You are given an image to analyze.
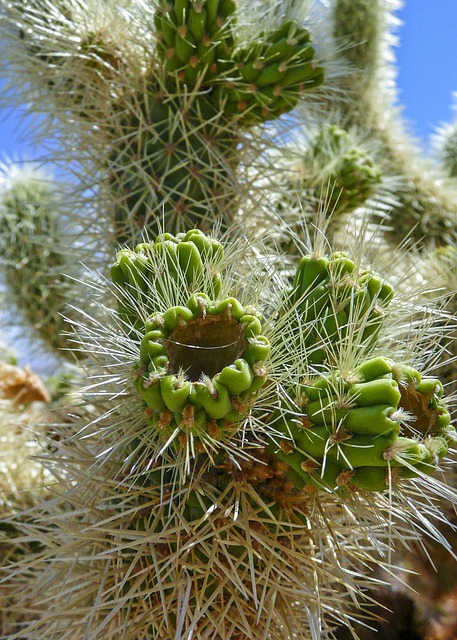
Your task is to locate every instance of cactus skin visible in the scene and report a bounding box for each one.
[270,358,453,493]
[0,165,80,359]
[332,0,385,99]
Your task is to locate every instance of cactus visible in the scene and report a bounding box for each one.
[1,0,324,244]
[330,0,457,248]
[271,357,454,492]
[0,2,456,639]
[285,249,394,366]
[0,163,84,359]
[432,108,457,178]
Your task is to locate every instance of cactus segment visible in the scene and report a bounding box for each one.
[134,291,270,452]
[0,166,82,359]
[305,125,382,216]
[112,6,324,239]
[221,20,323,124]
[110,86,241,240]
[270,359,453,493]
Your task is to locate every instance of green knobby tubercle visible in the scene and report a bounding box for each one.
[160,376,192,413]
[216,358,253,396]
[347,378,401,407]
[342,405,400,436]
[352,356,394,382]
[287,251,395,368]
[329,433,398,468]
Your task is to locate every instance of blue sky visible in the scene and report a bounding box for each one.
[0,1,457,157]
[396,0,457,146]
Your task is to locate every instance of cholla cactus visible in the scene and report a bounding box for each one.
[0,1,456,639]
[432,99,457,178]
[1,227,456,639]
[0,162,83,359]
[330,0,457,248]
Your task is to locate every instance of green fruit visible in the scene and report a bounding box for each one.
[131,286,270,448]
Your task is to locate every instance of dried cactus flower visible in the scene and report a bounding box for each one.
[0,362,51,406]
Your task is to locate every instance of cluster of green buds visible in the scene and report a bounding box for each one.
[288,250,393,366]
[271,356,455,492]
[154,0,323,123]
[154,0,236,84]
[216,20,324,124]
[111,228,224,332]
[112,229,454,494]
[112,229,270,455]
[303,124,382,215]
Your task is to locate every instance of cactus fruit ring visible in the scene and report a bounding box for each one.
[133,292,270,449]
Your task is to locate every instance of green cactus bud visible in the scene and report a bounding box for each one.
[286,250,394,368]
[347,378,401,407]
[271,353,453,494]
[351,356,394,383]
[276,125,382,247]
